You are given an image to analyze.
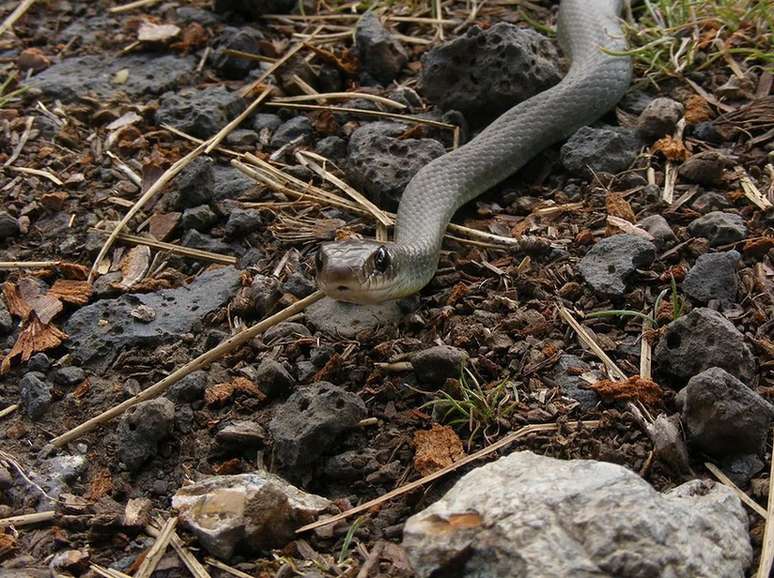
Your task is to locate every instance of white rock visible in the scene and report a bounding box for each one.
[403,451,751,578]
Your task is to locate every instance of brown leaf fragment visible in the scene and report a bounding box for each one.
[743,236,774,258]
[118,245,151,289]
[57,262,90,280]
[49,280,93,305]
[15,277,63,324]
[605,191,637,236]
[651,135,689,161]
[0,533,17,557]
[148,212,180,241]
[205,377,266,407]
[1,317,68,373]
[684,95,714,124]
[138,21,180,43]
[587,376,664,407]
[413,423,466,476]
[305,44,359,75]
[171,22,209,52]
[3,282,31,319]
[213,458,243,475]
[86,468,114,500]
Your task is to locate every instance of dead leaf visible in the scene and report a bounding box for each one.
[305,44,359,75]
[0,533,17,557]
[205,377,266,407]
[148,212,180,241]
[118,245,151,289]
[138,21,180,43]
[41,191,68,210]
[171,22,209,52]
[86,468,114,500]
[49,280,93,305]
[587,376,664,407]
[57,262,90,280]
[106,111,142,132]
[213,458,243,475]
[651,135,689,161]
[684,95,714,124]
[16,277,62,324]
[1,317,68,373]
[413,423,466,476]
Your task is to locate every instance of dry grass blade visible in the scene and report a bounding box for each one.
[296,420,601,533]
[133,517,177,578]
[0,510,56,528]
[9,165,63,185]
[146,523,211,578]
[205,87,272,153]
[50,291,324,447]
[109,0,160,12]
[101,230,238,265]
[735,165,773,211]
[558,306,627,381]
[261,14,460,25]
[88,141,208,282]
[3,116,33,167]
[90,564,132,578]
[639,318,652,380]
[758,430,774,577]
[0,404,18,418]
[205,558,255,578]
[0,260,61,270]
[273,92,406,110]
[0,0,37,35]
[704,462,767,519]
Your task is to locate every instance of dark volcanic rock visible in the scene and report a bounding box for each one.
[637,215,676,250]
[167,370,208,402]
[346,122,445,210]
[212,165,259,201]
[212,27,263,79]
[181,205,218,231]
[117,398,175,471]
[0,211,20,239]
[32,54,195,102]
[561,126,642,176]
[682,250,740,303]
[578,234,656,298]
[156,86,244,139]
[213,0,295,16]
[315,136,347,160]
[683,367,773,457]
[550,355,599,409]
[268,382,367,471]
[215,420,267,451]
[0,298,14,334]
[688,211,746,247]
[174,156,216,209]
[355,12,408,84]
[270,116,313,149]
[254,358,294,399]
[65,267,241,367]
[420,23,561,121]
[412,346,469,386]
[19,372,52,420]
[52,366,85,387]
[305,296,403,339]
[636,97,684,140]
[678,151,730,186]
[654,308,756,385]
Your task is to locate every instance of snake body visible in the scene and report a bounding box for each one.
[316,0,632,303]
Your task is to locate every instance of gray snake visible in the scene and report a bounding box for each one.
[316,0,632,303]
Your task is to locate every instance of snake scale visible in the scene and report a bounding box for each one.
[316,0,632,303]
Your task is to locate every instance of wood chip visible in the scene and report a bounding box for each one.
[413,423,466,476]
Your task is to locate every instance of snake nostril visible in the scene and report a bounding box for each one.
[337,285,349,291]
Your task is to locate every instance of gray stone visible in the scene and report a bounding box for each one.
[679,151,730,186]
[156,86,245,139]
[19,372,52,420]
[224,208,262,238]
[346,122,445,210]
[117,398,175,471]
[561,126,642,176]
[270,116,313,149]
[0,211,20,239]
[324,448,380,481]
[176,6,221,26]
[215,420,267,451]
[637,97,684,140]
[225,128,258,147]
[619,89,653,115]
[355,12,408,84]
[27,353,50,372]
[683,250,740,303]
[263,321,311,343]
[34,456,87,504]
[718,454,765,488]
[212,165,259,201]
[175,157,214,209]
[315,136,347,160]
[402,451,752,578]
[167,370,208,402]
[305,296,403,339]
[637,214,677,250]
[688,211,747,246]
[0,297,13,334]
[181,205,217,231]
[212,27,263,79]
[549,354,599,409]
[213,0,295,17]
[268,382,367,471]
[172,472,332,559]
[411,345,469,386]
[692,192,730,213]
[65,267,241,367]
[420,23,560,121]
[32,54,195,102]
[578,234,656,298]
[241,274,282,318]
[253,113,282,132]
[254,358,294,398]
[683,367,773,457]
[52,366,85,387]
[283,270,316,298]
[182,230,232,254]
[654,308,756,385]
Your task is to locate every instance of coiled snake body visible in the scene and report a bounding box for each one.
[316,0,632,303]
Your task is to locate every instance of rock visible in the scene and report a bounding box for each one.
[65,267,241,367]
[224,208,262,238]
[549,355,599,409]
[346,122,445,209]
[305,296,403,339]
[182,230,232,254]
[0,211,20,239]
[578,234,656,298]
[411,346,469,386]
[355,12,408,84]
[238,274,282,318]
[176,6,221,26]
[283,270,316,298]
[683,250,740,303]
[172,472,332,559]
[263,321,311,343]
[619,89,653,115]
[33,456,87,505]
[32,54,195,102]
[420,23,561,121]
[212,165,260,201]
[215,420,267,451]
[678,151,729,186]
[167,370,208,402]
[225,128,258,147]
[692,192,730,213]
[637,97,684,140]
[212,0,295,17]
[49,550,89,574]
[688,211,747,246]
[270,116,313,149]
[52,366,85,387]
[718,454,765,488]
[268,382,367,471]
[117,398,175,471]
[181,205,218,231]
[637,214,677,250]
[254,358,294,398]
[324,448,380,481]
[253,113,282,132]
[315,136,347,160]
[683,367,773,457]
[174,157,214,209]
[19,372,52,420]
[156,86,244,139]
[0,298,13,334]
[212,27,263,79]
[402,451,752,578]
[691,121,722,143]
[561,126,642,176]
[27,353,51,372]
[654,308,756,385]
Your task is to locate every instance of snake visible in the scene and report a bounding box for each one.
[316,0,632,304]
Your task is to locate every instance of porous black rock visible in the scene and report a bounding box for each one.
[156,86,245,139]
[682,250,740,303]
[355,12,408,84]
[561,126,642,176]
[578,234,656,298]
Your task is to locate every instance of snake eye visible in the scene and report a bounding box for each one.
[314,248,324,272]
[374,246,390,273]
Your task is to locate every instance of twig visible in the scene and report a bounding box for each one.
[50,291,324,447]
[296,420,601,533]
[109,0,161,12]
[0,510,56,528]
[704,462,767,519]
[8,165,63,185]
[0,404,17,419]
[0,0,37,35]
[557,306,627,381]
[757,429,774,577]
[274,92,407,110]
[639,318,652,380]
[205,87,273,153]
[134,517,177,578]
[0,260,61,270]
[90,564,132,578]
[735,165,773,211]
[356,541,385,578]
[205,558,255,578]
[261,14,460,25]
[3,116,33,167]
[145,524,211,578]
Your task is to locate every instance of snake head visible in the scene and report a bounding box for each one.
[315,240,401,304]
